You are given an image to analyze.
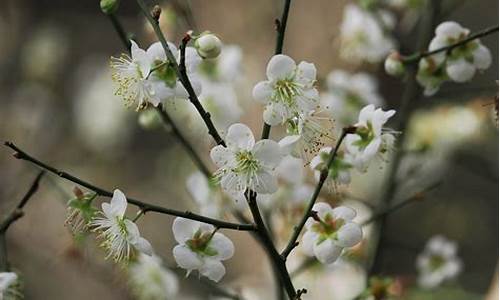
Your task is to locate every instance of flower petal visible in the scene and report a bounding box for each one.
[313,239,342,265]
[473,44,492,70]
[252,170,278,194]
[210,233,235,261]
[210,145,235,168]
[311,202,333,220]
[332,206,357,221]
[266,54,296,80]
[226,123,255,151]
[124,219,140,244]
[301,230,318,256]
[278,135,301,157]
[131,40,151,79]
[336,222,363,247]
[105,189,127,218]
[253,140,282,168]
[200,259,226,282]
[252,81,273,104]
[173,245,203,270]
[297,61,317,83]
[134,237,153,256]
[172,217,200,244]
[263,102,288,126]
[446,58,475,83]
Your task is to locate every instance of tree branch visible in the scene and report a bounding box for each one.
[135,0,226,147]
[280,126,354,259]
[402,25,499,64]
[107,13,131,50]
[261,0,293,140]
[3,142,255,232]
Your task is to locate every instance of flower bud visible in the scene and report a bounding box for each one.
[100,0,120,15]
[384,52,406,77]
[195,33,222,59]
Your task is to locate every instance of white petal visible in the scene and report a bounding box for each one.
[125,219,140,244]
[435,21,468,38]
[200,259,226,282]
[473,44,492,70]
[252,171,278,194]
[210,145,235,168]
[226,123,255,150]
[105,189,128,218]
[253,140,282,168]
[297,61,317,82]
[134,237,153,256]
[173,245,203,270]
[336,222,363,247]
[446,59,475,82]
[210,233,235,261]
[266,54,296,80]
[147,42,166,62]
[311,202,333,220]
[356,104,376,127]
[252,81,273,104]
[186,172,211,205]
[278,135,301,156]
[301,230,318,256]
[313,239,342,264]
[131,40,151,79]
[220,172,245,194]
[332,206,357,221]
[184,47,202,73]
[263,102,288,126]
[172,217,200,244]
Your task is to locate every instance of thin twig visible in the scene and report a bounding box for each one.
[280,126,354,259]
[107,13,131,50]
[135,0,226,147]
[3,142,255,232]
[261,0,293,140]
[402,25,499,63]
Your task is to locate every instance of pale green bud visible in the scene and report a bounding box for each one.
[100,0,120,15]
[195,33,222,59]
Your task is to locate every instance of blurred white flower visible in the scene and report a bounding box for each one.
[339,4,395,64]
[128,253,179,300]
[384,51,406,77]
[0,272,21,300]
[210,123,282,196]
[416,235,463,289]
[322,70,383,125]
[417,21,492,96]
[310,147,352,185]
[198,45,243,83]
[199,80,243,131]
[302,203,362,264]
[172,217,234,282]
[91,189,153,262]
[252,54,319,126]
[344,105,396,172]
[186,172,246,218]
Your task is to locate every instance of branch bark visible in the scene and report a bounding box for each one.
[4,142,255,232]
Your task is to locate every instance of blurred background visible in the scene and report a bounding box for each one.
[0,0,498,299]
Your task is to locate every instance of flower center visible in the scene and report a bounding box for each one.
[312,213,345,241]
[234,150,260,174]
[273,79,301,107]
[186,230,218,256]
[354,122,376,149]
[151,60,178,88]
[429,254,446,271]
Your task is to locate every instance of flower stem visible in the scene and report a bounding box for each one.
[261,0,293,140]
[4,142,256,232]
[402,25,499,64]
[280,126,354,259]
[135,0,226,147]
[107,13,131,51]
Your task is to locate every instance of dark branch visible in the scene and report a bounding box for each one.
[107,13,131,50]
[4,142,255,232]
[402,25,499,63]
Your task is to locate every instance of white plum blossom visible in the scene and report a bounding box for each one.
[91,189,153,262]
[128,253,179,300]
[344,105,396,172]
[339,4,396,64]
[146,41,202,103]
[210,123,282,197]
[417,21,492,96]
[199,80,243,131]
[0,272,21,300]
[186,171,246,218]
[310,147,352,185]
[302,203,362,264]
[198,45,243,83]
[252,54,319,126]
[111,40,202,110]
[111,40,158,110]
[322,70,383,125]
[416,235,463,289]
[172,217,234,282]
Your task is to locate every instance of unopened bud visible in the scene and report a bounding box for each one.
[151,5,162,21]
[73,186,84,199]
[100,0,120,15]
[384,52,406,77]
[195,33,222,59]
